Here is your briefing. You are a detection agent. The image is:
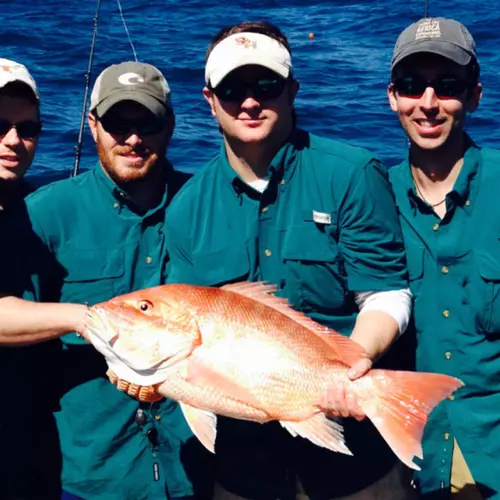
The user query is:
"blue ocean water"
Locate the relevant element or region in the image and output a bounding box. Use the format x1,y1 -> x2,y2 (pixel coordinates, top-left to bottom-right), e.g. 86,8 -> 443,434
2,0 -> 500,184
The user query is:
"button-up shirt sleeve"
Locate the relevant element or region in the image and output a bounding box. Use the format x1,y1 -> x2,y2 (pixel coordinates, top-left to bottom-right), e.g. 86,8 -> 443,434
338,159 -> 408,292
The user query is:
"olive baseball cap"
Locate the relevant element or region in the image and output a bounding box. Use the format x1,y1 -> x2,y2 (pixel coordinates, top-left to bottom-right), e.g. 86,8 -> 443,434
391,18 -> 477,70
90,61 -> 173,117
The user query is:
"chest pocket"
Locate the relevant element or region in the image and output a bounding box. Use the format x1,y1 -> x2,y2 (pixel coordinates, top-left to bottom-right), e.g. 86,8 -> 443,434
475,247 -> 500,333
58,248 -> 125,306
281,217 -> 345,313
192,245 -> 250,287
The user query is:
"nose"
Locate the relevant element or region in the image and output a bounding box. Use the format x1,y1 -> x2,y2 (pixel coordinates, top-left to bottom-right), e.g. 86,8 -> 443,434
124,131 -> 143,147
240,89 -> 261,111
419,86 -> 439,110
1,126 -> 21,146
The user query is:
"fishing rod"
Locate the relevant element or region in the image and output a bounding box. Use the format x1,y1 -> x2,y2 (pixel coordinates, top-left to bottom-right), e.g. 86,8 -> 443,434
424,0 -> 429,17
72,0 -> 102,177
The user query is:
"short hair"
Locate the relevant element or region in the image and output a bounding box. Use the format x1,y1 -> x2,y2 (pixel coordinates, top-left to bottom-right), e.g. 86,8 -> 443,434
206,20 -> 292,63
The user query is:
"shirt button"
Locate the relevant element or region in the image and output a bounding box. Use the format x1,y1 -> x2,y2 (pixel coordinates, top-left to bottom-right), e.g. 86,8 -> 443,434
433,223 -> 439,231
441,266 -> 449,274
280,179 -> 286,185
448,394 -> 455,401
444,432 -> 451,440
465,200 -> 471,206
145,256 -> 153,264
443,310 -> 450,318
261,206 -> 269,213
113,202 -> 119,209
264,249 -> 272,257
444,352 -> 452,360
154,415 -> 161,421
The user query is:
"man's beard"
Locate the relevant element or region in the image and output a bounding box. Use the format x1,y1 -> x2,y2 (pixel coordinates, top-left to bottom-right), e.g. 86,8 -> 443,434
96,137 -> 160,186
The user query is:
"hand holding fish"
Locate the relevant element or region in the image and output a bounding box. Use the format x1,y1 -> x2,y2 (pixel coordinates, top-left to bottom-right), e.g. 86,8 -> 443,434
323,357 -> 373,421
84,281 -> 463,471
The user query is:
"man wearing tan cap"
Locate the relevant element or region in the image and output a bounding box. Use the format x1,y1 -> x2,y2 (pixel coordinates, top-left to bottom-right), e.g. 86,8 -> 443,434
0,62 -> 212,499
388,17 -> 494,499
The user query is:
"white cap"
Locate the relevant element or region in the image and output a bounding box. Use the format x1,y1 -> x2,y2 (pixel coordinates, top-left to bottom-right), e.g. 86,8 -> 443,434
205,32 -> 292,88
0,58 -> 39,100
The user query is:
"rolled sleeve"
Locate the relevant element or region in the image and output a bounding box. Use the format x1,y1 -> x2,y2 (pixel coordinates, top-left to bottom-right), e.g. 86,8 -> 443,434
338,159 -> 408,292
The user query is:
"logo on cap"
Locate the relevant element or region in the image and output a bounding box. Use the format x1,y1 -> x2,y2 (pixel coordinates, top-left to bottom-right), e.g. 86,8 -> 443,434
416,19 -> 441,40
118,72 -> 145,85
235,36 -> 257,49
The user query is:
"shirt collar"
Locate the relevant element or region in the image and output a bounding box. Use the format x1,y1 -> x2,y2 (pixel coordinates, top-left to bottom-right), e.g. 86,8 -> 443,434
94,162 -> 170,217
403,135 -> 480,215
219,128 -> 305,195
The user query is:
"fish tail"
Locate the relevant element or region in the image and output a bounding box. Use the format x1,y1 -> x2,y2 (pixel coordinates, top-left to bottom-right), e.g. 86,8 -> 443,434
357,370 -> 463,471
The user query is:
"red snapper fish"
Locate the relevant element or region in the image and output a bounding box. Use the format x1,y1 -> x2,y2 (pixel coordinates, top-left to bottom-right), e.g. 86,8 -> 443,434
84,281 -> 463,470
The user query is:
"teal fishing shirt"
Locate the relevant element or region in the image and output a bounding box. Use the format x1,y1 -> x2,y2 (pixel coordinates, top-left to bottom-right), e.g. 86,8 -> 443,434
389,141 -> 500,499
0,166 -> 213,499
165,129 -> 410,499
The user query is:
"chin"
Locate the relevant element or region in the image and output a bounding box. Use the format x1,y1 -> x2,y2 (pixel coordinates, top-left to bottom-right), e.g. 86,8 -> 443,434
0,167 -> 22,182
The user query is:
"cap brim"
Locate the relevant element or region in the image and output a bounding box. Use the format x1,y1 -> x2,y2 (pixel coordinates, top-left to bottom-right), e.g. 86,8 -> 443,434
94,91 -> 170,118
392,41 -> 472,70
208,54 -> 290,88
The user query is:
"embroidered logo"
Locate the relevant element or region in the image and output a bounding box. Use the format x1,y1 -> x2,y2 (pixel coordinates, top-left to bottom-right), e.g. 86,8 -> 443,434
415,19 -> 441,40
118,72 -> 145,85
235,36 -> 257,49
312,210 -> 331,225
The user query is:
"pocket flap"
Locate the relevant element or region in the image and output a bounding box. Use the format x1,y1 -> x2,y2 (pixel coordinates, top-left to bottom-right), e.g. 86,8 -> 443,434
282,223 -> 337,262
60,248 -> 125,282
477,250 -> 500,281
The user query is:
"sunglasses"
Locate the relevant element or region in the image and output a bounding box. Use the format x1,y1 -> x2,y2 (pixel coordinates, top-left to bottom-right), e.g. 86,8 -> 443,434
0,119 -> 42,139
393,75 -> 472,99
212,77 -> 287,102
97,114 -> 168,136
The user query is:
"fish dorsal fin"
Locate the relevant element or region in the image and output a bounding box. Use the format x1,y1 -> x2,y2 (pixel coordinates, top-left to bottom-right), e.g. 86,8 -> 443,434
222,281 -> 366,367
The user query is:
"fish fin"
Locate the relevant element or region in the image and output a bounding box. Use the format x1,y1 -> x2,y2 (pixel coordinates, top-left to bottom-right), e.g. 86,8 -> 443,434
280,413 -> 352,455
180,402 -> 217,453
186,358 -> 266,411
222,281 -> 366,366
358,370 -> 464,471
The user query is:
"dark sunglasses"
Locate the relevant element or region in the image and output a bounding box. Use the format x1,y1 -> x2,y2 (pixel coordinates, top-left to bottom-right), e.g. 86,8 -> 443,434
212,77 -> 287,103
0,119 -> 42,139
97,114 -> 168,136
393,75 -> 472,99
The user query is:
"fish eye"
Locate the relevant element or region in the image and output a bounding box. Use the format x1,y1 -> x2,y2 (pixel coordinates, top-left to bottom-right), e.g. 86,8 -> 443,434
138,300 -> 154,312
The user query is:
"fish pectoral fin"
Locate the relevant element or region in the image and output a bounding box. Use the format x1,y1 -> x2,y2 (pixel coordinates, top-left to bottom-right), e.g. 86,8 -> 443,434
280,413 -> 352,456
221,281 -> 366,367
180,402 -> 217,453
186,358 -> 266,411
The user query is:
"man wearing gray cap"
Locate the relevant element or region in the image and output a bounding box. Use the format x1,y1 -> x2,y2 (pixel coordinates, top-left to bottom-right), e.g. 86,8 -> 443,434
387,17 -> 497,499
0,61 -> 212,499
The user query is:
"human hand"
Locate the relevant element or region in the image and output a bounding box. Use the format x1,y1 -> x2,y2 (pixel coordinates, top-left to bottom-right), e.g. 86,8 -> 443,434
322,358 -> 372,421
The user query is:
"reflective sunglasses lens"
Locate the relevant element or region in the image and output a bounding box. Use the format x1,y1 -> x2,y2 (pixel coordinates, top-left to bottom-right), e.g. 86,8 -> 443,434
393,76 -> 426,97
0,120 -> 12,135
214,84 -> 245,102
253,78 -> 286,99
434,77 -> 468,98
100,117 -> 166,136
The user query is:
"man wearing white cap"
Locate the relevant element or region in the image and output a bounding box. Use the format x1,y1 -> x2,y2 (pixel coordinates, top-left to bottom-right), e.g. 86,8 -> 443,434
0,58 -> 41,212
159,20 -> 415,500
0,62 -> 213,499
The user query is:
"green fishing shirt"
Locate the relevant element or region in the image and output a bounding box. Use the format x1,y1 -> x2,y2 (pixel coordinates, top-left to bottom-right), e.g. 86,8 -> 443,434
165,129 -> 409,499
389,141 -> 500,499
0,165 -> 213,500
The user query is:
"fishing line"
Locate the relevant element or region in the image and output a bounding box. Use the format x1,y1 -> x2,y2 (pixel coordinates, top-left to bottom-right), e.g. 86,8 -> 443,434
424,0 -> 429,17
72,0 -> 101,177
116,0 -> 139,62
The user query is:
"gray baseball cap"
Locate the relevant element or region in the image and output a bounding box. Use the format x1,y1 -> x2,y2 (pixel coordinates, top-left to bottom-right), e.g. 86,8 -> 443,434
391,18 -> 477,70
90,61 -> 173,118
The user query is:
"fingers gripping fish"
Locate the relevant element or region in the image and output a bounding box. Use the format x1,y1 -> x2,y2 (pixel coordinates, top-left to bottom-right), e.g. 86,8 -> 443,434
84,281 -> 463,470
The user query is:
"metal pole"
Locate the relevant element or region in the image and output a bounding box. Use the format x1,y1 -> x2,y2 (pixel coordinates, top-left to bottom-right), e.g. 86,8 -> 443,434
72,0 -> 102,177
424,0 -> 429,18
